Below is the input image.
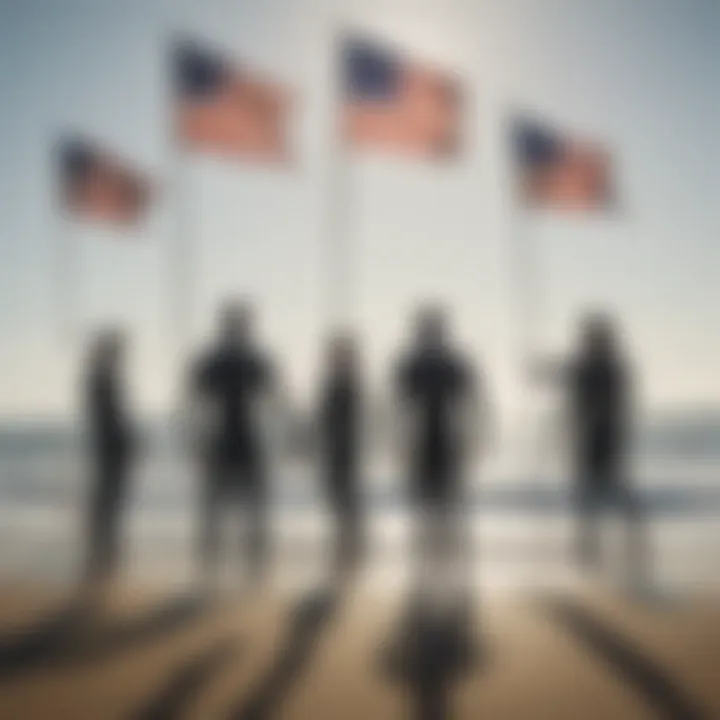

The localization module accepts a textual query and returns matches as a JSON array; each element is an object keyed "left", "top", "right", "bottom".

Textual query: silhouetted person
[
  {"left": 533, "top": 313, "right": 646, "bottom": 586},
  {"left": 83, "top": 329, "right": 135, "bottom": 594},
  {"left": 190, "top": 301, "right": 275, "bottom": 591},
  {"left": 387, "top": 306, "right": 483, "bottom": 717},
  {"left": 395, "top": 305, "right": 481, "bottom": 562},
  {"left": 316, "top": 333, "right": 364, "bottom": 577}
]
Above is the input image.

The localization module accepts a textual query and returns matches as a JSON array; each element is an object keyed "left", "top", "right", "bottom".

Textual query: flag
[
  {"left": 513, "top": 118, "right": 613, "bottom": 211},
  {"left": 174, "top": 39, "right": 290, "bottom": 162},
  {"left": 58, "top": 137, "right": 150, "bottom": 226},
  {"left": 342, "top": 37, "right": 462, "bottom": 158}
]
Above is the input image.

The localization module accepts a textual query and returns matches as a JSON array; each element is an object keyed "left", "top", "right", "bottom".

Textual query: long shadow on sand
[
  {"left": 544, "top": 597, "right": 706, "bottom": 720},
  {"left": 0, "top": 598, "right": 90, "bottom": 678},
  {"left": 130, "top": 637, "right": 241, "bottom": 720},
  {"left": 226, "top": 588, "right": 340, "bottom": 720},
  {"left": 379, "top": 596, "right": 480, "bottom": 720},
  {"left": 0, "top": 591, "right": 210, "bottom": 682}
]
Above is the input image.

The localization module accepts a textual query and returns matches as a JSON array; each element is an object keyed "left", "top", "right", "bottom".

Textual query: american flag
[
  {"left": 342, "top": 37, "right": 462, "bottom": 159},
  {"left": 58, "top": 138, "right": 150, "bottom": 226},
  {"left": 174, "top": 40, "right": 290, "bottom": 162},
  {"left": 514, "top": 118, "right": 613, "bottom": 211}
]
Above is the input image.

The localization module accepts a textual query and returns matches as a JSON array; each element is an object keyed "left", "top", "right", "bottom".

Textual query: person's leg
[
  {"left": 329, "top": 486, "right": 345, "bottom": 576},
  {"left": 85, "top": 457, "right": 117, "bottom": 583},
  {"left": 244, "top": 460, "right": 269, "bottom": 585},
  {"left": 330, "top": 463, "right": 361, "bottom": 577},
  {"left": 199, "top": 462, "right": 223, "bottom": 589},
  {"left": 84, "top": 468, "right": 109, "bottom": 586},
  {"left": 614, "top": 479, "right": 648, "bottom": 588},
  {"left": 83, "top": 456, "right": 127, "bottom": 608},
  {"left": 576, "top": 478, "right": 602, "bottom": 571},
  {"left": 103, "top": 458, "right": 127, "bottom": 584},
  {"left": 415, "top": 492, "right": 434, "bottom": 598},
  {"left": 419, "top": 476, "right": 453, "bottom": 605},
  {"left": 408, "top": 472, "right": 431, "bottom": 608},
  {"left": 447, "top": 485, "right": 471, "bottom": 597},
  {"left": 343, "top": 484, "right": 362, "bottom": 572},
  {"left": 444, "top": 492, "right": 477, "bottom": 668},
  {"left": 437, "top": 480, "right": 475, "bottom": 654}
]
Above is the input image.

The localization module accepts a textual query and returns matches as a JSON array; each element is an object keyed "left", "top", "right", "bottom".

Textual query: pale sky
[{"left": 0, "top": 0, "right": 718, "bottom": 422}]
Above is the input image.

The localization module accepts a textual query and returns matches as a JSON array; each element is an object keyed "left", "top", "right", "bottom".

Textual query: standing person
[
  {"left": 316, "top": 333, "right": 364, "bottom": 578},
  {"left": 189, "top": 300, "right": 276, "bottom": 592},
  {"left": 83, "top": 329, "right": 136, "bottom": 598},
  {"left": 532, "top": 312, "right": 646, "bottom": 586},
  {"left": 394, "top": 304, "right": 483, "bottom": 611},
  {"left": 383, "top": 304, "right": 484, "bottom": 700}
]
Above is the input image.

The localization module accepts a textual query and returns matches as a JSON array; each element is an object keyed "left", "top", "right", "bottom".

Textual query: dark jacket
[
  {"left": 396, "top": 347, "right": 474, "bottom": 490},
  {"left": 87, "top": 369, "right": 133, "bottom": 464},
  {"left": 319, "top": 373, "right": 360, "bottom": 479},
  {"left": 193, "top": 343, "right": 273, "bottom": 465},
  {"left": 570, "top": 356, "right": 629, "bottom": 478}
]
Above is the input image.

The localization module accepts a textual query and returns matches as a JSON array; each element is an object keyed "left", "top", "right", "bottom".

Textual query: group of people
[{"left": 82, "top": 300, "right": 646, "bottom": 599}]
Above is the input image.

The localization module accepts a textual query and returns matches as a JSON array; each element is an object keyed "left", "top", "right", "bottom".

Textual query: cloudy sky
[{"left": 0, "top": 0, "right": 718, "bottom": 422}]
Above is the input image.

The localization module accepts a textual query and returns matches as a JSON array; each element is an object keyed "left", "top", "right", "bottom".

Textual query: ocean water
[{"left": 0, "top": 423, "right": 718, "bottom": 595}]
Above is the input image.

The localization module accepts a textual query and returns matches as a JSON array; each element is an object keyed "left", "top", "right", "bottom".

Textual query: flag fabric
[
  {"left": 513, "top": 118, "right": 613, "bottom": 211},
  {"left": 58, "top": 138, "right": 150, "bottom": 226},
  {"left": 342, "top": 37, "right": 462, "bottom": 159},
  {"left": 174, "top": 40, "right": 290, "bottom": 162}
]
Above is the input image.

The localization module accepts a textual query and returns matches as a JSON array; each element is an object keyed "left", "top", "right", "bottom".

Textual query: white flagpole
[
  {"left": 508, "top": 196, "right": 548, "bottom": 589},
  {"left": 326, "top": 139, "right": 352, "bottom": 327},
  {"left": 167, "top": 36, "right": 196, "bottom": 361},
  {"left": 55, "top": 204, "right": 77, "bottom": 346},
  {"left": 326, "top": 23, "right": 354, "bottom": 331},
  {"left": 511, "top": 207, "right": 539, "bottom": 373},
  {"left": 170, "top": 138, "right": 195, "bottom": 358}
]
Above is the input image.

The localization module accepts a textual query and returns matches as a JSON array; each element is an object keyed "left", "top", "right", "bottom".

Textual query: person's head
[
  {"left": 326, "top": 332, "right": 357, "bottom": 375},
  {"left": 90, "top": 328, "right": 124, "bottom": 374},
  {"left": 414, "top": 303, "right": 448, "bottom": 350},
  {"left": 219, "top": 299, "right": 253, "bottom": 346},
  {"left": 579, "top": 312, "right": 618, "bottom": 360}
]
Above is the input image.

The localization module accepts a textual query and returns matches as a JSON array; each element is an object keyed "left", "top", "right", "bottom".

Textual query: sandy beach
[{"left": 0, "top": 578, "right": 717, "bottom": 720}]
